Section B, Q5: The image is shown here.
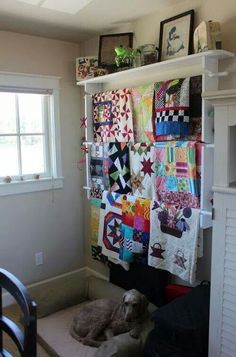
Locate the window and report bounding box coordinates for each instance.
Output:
[0,72,63,195]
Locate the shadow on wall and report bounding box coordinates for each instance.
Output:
[221,16,236,53]
[218,16,236,89]
[196,228,212,282]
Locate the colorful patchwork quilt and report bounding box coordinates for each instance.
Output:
[108,143,132,194]
[154,141,200,208]
[120,195,136,263]
[129,143,155,198]
[93,88,134,142]
[120,195,151,264]
[132,197,151,265]
[90,143,109,190]
[154,78,190,136]
[131,84,155,143]
[148,200,200,284]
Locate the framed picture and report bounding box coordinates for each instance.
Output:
[158,10,194,62]
[76,56,98,81]
[98,32,133,70]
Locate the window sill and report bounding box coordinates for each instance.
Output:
[0,177,64,196]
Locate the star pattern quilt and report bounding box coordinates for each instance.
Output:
[98,191,123,261]
[129,143,155,198]
[108,143,132,194]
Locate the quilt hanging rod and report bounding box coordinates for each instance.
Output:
[204,70,229,78]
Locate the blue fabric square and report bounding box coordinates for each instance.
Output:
[166,176,178,191]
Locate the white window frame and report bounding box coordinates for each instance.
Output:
[0,71,63,196]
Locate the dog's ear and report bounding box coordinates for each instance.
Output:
[140,294,149,313]
[122,291,128,303]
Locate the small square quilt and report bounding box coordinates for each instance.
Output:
[154,78,190,136]
[90,143,109,191]
[93,89,134,143]
[129,143,155,198]
[154,141,199,208]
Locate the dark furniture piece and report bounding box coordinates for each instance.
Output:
[0,268,37,357]
[143,282,210,357]
[109,262,169,307]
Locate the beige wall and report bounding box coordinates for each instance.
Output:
[0,31,84,285]
[80,0,236,88]
[81,0,236,281]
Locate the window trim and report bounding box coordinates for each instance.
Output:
[0,71,63,196]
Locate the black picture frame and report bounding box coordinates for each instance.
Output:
[158,10,194,62]
[98,32,133,71]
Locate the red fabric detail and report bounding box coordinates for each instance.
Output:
[165,284,192,302]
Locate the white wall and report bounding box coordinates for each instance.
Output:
[0,31,84,284]
[80,0,236,281]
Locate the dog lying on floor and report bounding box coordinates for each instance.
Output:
[70,289,149,347]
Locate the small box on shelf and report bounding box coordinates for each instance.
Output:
[76,56,98,82]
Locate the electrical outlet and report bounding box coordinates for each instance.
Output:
[35,252,43,266]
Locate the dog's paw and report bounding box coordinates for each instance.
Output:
[78,336,85,343]
[82,337,102,347]
[82,337,91,346]
[129,329,140,339]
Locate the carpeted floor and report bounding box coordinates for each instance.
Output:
[3,304,51,356]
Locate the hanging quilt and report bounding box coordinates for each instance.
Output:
[196,142,203,195]
[120,195,151,264]
[93,88,134,143]
[90,143,109,190]
[154,78,190,136]
[108,143,132,194]
[133,197,151,265]
[98,191,123,261]
[90,192,108,263]
[154,141,200,208]
[148,200,200,284]
[130,143,155,198]
[131,84,155,143]
[120,195,136,263]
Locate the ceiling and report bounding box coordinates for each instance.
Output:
[0,0,178,43]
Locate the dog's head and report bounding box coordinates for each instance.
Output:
[122,289,149,322]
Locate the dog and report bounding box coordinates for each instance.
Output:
[70,289,149,347]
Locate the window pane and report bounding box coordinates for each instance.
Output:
[0,136,19,176]
[21,135,45,175]
[18,94,44,133]
[0,93,16,134]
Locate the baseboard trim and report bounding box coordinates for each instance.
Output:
[26,267,87,288]
[2,266,108,307]
[84,266,109,281]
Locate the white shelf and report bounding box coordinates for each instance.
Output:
[77,50,234,87]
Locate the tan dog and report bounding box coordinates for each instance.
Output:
[70,289,149,347]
